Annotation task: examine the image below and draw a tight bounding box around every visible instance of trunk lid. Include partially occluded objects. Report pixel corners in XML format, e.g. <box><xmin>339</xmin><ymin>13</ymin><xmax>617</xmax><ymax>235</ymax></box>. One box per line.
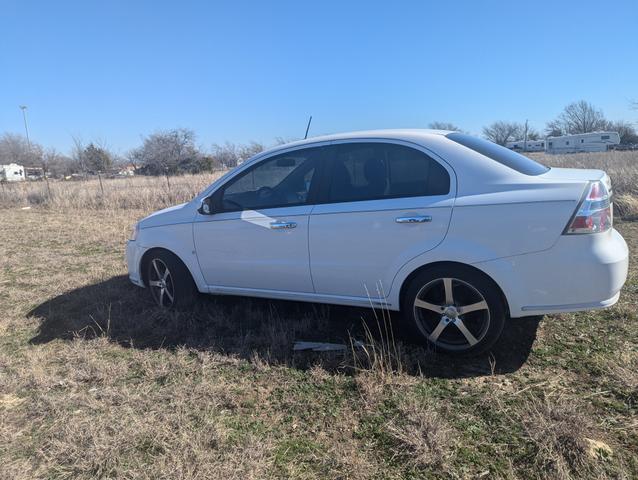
<box><xmin>540</xmin><ymin>167</ymin><xmax>612</xmax><ymax>195</ymax></box>
<box><xmin>540</xmin><ymin>167</ymin><xmax>605</xmax><ymax>182</ymax></box>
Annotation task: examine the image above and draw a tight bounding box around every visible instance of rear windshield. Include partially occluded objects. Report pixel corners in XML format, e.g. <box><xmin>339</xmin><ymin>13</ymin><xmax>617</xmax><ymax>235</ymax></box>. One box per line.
<box><xmin>447</xmin><ymin>133</ymin><xmax>549</xmax><ymax>176</ymax></box>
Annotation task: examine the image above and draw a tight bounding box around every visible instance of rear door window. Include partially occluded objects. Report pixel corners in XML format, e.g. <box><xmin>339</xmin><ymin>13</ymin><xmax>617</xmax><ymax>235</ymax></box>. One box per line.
<box><xmin>324</xmin><ymin>142</ymin><xmax>450</xmax><ymax>203</ymax></box>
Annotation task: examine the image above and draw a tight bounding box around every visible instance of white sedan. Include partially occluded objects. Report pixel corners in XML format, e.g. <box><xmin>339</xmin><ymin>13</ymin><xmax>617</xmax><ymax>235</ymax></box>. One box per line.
<box><xmin>126</xmin><ymin>130</ymin><xmax>628</xmax><ymax>354</ymax></box>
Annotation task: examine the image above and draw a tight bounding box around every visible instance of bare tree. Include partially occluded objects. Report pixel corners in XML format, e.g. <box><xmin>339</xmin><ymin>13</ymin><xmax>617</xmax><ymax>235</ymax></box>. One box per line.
<box><xmin>545</xmin><ymin>121</ymin><xmax>563</xmax><ymax>137</ymax></box>
<box><xmin>42</xmin><ymin>148</ymin><xmax>74</xmax><ymax>177</ymax></box>
<box><xmin>274</xmin><ymin>136</ymin><xmax>299</xmax><ymax>146</ymax></box>
<box><xmin>428</xmin><ymin>121</ymin><xmax>461</xmax><ymax>131</ymax></box>
<box><xmin>238</xmin><ymin>141</ymin><xmax>265</xmax><ymax>162</ymax></box>
<box><xmin>210</xmin><ymin>142</ymin><xmax>240</xmax><ymax>169</ymax></box>
<box><xmin>526</xmin><ymin>127</ymin><xmax>541</xmax><ymax>141</ymax></box>
<box><xmin>482</xmin><ymin>121</ymin><xmax>523</xmax><ymax>145</ymax></box>
<box><xmin>606</xmin><ymin>120</ymin><xmax>638</xmax><ymax>145</ymax></box>
<box><xmin>545</xmin><ymin>100</ymin><xmax>608</xmax><ymax>136</ymax></box>
<box><xmin>209</xmin><ymin>141</ymin><xmax>265</xmax><ymax>169</ymax></box>
<box><xmin>130</xmin><ymin>128</ymin><xmax>205</xmax><ymax>175</ymax></box>
<box><xmin>70</xmin><ymin>135</ymin><xmax>88</xmax><ymax>172</ymax></box>
<box><xmin>0</xmin><ymin>132</ymin><xmax>43</xmax><ymax>166</ymax></box>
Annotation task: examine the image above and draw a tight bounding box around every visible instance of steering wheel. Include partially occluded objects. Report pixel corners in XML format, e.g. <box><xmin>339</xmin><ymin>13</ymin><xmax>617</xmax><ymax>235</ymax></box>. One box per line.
<box><xmin>257</xmin><ymin>186</ymin><xmax>275</xmax><ymax>199</ymax></box>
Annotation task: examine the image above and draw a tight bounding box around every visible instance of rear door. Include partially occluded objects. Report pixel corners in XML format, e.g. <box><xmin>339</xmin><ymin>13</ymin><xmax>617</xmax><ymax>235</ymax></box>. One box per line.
<box><xmin>309</xmin><ymin>141</ymin><xmax>455</xmax><ymax>300</ymax></box>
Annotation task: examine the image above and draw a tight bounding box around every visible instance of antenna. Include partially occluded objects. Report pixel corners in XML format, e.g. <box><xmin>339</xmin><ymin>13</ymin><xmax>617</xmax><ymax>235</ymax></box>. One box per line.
<box><xmin>304</xmin><ymin>115</ymin><xmax>312</xmax><ymax>139</ymax></box>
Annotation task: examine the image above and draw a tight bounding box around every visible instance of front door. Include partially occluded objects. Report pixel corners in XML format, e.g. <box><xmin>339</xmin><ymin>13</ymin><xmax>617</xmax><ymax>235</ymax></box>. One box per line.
<box><xmin>193</xmin><ymin>145</ymin><xmax>326</xmax><ymax>293</ymax></box>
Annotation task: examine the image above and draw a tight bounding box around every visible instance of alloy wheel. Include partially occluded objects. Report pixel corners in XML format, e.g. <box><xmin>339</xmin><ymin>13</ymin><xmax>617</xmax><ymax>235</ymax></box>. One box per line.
<box><xmin>148</xmin><ymin>258</ymin><xmax>175</xmax><ymax>308</ymax></box>
<box><xmin>413</xmin><ymin>277</ymin><xmax>490</xmax><ymax>351</ymax></box>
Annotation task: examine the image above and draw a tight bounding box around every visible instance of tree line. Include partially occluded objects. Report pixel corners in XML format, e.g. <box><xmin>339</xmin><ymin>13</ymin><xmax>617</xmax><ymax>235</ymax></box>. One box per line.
<box><xmin>1</xmin><ymin>100</ymin><xmax>636</xmax><ymax>177</ymax></box>
<box><xmin>0</xmin><ymin>129</ymin><xmax>281</xmax><ymax>178</ymax></box>
<box><xmin>433</xmin><ymin>100</ymin><xmax>637</xmax><ymax>145</ymax></box>
<box><xmin>476</xmin><ymin>100</ymin><xmax>637</xmax><ymax>146</ymax></box>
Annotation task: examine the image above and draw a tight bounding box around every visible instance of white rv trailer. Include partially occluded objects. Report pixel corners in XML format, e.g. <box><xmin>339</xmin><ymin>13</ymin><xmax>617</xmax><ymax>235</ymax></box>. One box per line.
<box><xmin>0</xmin><ymin>163</ymin><xmax>26</xmax><ymax>182</ymax></box>
<box><xmin>546</xmin><ymin>132</ymin><xmax>620</xmax><ymax>154</ymax></box>
<box><xmin>505</xmin><ymin>139</ymin><xmax>546</xmax><ymax>152</ymax></box>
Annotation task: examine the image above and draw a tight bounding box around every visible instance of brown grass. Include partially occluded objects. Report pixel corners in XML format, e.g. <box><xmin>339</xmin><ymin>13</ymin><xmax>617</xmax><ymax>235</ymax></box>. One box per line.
<box><xmin>1</xmin><ymin>150</ymin><xmax>637</xmax><ymax>217</ymax></box>
<box><xmin>529</xmin><ymin>150</ymin><xmax>638</xmax><ymax>217</ymax></box>
<box><xmin>519</xmin><ymin>397</ymin><xmax>597</xmax><ymax>479</ymax></box>
<box><xmin>384</xmin><ymin>397</ymin><xmax>454</xmax><ymax>470</ymax></box>
<box><xmin>0</xmin><ymin>157</ymin><xmax>637</xmax><ymax>478</ymax></box>
<box><xmin>0</xmin><ymin>171</ymin><xmax>226</xmax><ymax>211</ymax></box>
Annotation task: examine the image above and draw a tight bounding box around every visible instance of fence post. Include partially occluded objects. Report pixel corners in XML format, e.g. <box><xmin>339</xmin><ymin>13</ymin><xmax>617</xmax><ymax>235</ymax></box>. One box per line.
<box><xmin>43</xmin><ymin>163</ymin><xmax>52</xmax><ymax>199</ymax></box>
<box><xmin>97</xmin><ymin>171</ymin><xmax>104</xmax><ymax>196</ymax></box>
<box><xmin>165</xmin><ymin>168</ymin><xmax>172</xmax><ymax>201</ymax></box>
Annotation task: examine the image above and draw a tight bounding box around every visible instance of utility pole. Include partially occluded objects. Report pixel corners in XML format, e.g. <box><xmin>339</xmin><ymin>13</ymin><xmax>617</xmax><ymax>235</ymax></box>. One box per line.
<box><xmin>20</xmin><ymin>105</ymin><xmax>51</xmax><ymax>196</ymax></box>
<box><xmin>19</xmin><ymin>105</ymin><xmax>31</xmax><ymax>150</ymax></box>
<box><xmin>523</xmin><ymin>119</ymin><xmax>529</xmax><ymax>152</ymax></box>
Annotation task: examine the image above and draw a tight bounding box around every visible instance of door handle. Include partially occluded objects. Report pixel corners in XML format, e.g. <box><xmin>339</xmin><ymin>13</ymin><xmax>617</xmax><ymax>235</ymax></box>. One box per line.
<box><xmin>395</xmin><ymin>215</ymin><xmax>432</xmax><ymax>224</ymax></box>
<box><xmin>270</xmin><ymin>221</ymin><xmax>297</xmax><ymax>230</ymax></box>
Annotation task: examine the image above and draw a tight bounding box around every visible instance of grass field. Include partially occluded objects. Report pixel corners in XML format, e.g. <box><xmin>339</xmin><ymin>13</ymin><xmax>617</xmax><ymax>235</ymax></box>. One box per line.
<box><xmin>0</xmin><ymin>151</ymin><xmax>637</xmax><ymax>479</ymax></box>
<box><xmin>0</xmin><ymin>150</ymin><xmax>637</xmax><ymax>217</ymax></box>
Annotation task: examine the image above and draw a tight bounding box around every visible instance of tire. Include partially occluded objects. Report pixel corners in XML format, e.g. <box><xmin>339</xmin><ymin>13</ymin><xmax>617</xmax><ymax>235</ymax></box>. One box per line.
<box><xmin>144</xmin><ymin>249</ymin><xmax>198</xmax><ymax>309</ymax></box>
<box><xmin>401</xmin><ymin>264</ymin><xmax>506</xmax><ymax>356</ymax></box>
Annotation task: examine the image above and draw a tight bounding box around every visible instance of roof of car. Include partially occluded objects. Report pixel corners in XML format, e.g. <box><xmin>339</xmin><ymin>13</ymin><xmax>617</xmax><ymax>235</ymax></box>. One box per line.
<box><xmin>262</xmin><ymin>129</ymin><xmax>454</xmax><ymax>156</ymax></box>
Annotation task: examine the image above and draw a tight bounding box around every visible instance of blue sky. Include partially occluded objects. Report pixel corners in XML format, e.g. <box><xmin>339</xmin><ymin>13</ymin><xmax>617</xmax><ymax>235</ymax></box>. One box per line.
<box><xmin>1</xmin><ymin>0</ymin><xmax>637</xmax><ymax>156</ymax></box>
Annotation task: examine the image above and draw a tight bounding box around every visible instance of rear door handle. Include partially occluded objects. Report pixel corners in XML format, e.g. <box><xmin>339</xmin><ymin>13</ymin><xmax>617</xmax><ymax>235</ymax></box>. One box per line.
<box><xmin>395</xmin><ymin>215</ymin><xmax>432</xmax><ymax>224</ymax></box>
<box><xmin>270</xmin><ymin>221</ymin><xmax>297</xmax><ymax>230</ymax></box>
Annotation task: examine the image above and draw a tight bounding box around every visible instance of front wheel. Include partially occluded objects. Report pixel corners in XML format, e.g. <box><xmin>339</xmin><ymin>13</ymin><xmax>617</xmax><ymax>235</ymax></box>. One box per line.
<box><xmin>401</xmin><ymin>265</ymin><xmax>506</xmax><ymax>355</ymax></box>
<box><xmin>144</xmin><ymin>250</ymin><xmax>198</xmax><ymax>309</ymax></box>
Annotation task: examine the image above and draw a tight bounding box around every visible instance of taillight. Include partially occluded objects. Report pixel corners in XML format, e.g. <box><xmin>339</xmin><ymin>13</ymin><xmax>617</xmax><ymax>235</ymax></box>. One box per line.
<box><xmin>564</xmin><ymin>180</ymin><xmax>613</xmax><ymax>234</ymax></box>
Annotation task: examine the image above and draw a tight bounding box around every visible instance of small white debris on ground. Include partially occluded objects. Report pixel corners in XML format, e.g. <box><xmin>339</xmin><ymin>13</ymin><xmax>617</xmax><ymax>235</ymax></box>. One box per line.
<box><xmin>293</xmin><ymin>340</ymin><xmax>364</xmax><ymax>352</ymax></box>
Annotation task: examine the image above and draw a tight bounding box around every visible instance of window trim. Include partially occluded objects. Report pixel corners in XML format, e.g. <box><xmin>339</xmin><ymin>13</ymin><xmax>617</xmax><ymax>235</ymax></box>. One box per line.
<box><xmin>314</xmin><ymin>140</ymin><xmax>453</xmax><ymax>206</ymax></box>
<box><xmin>212</xmin><ymin>146</ymin><xmax>329</xmax><ymax>213</ymax></box>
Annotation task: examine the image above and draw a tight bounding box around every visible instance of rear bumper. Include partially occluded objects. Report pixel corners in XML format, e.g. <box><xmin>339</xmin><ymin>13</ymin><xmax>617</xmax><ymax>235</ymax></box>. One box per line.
<box><xmin>126</xmin><ymin>240</ymin><xmax>145</xmax><ymax>287</ymax></box>
<box><xmin>519</xmin><ymin>291</ymin><xmax>621</xmax><ymax>314</ymax></box>
<box><xmin>477</xmin><ymin>228</ymin><xmax>629</xmax><ymax>317</ymax></box>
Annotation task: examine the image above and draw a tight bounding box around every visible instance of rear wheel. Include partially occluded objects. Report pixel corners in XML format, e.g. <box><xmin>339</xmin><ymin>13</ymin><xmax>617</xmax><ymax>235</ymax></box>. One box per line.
<box><xmin>144</xmin><ymin>250</ymin><xmax>198</xmax><ymax>309</ymax></box>
<box><xmin>401</xmin><ymin>265</ymin><xmax>506</xmax><ymax>355</ymax></box>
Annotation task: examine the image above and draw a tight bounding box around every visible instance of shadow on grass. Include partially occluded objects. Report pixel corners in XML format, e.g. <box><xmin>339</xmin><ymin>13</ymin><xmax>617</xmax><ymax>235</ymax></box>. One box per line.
<box><xmin>28</xmin><ymin>275</ymin><xmax>541</xmax><ymax>378</ymax></box>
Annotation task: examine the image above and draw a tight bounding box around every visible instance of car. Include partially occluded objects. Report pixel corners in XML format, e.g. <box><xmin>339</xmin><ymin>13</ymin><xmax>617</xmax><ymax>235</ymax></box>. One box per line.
<box><xmin>126</xmin><ymin>129</ymin><xmax>629</xmax><ymax>355</ymax></box>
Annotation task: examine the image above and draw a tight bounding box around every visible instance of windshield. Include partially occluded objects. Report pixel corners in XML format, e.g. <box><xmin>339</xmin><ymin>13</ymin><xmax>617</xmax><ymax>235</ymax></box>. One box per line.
<box><xmin>447</xmin><ymin>133</ymin><xmax>549</xmax><ymax>176</ymax></box>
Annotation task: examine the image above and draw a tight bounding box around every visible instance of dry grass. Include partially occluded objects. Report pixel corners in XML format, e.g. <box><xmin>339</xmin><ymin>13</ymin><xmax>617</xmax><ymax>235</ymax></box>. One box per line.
<box><xmin>0</xmin><ymin>152</ymin><xmax>637</xmax><ymax>478</ymax></box>
<box><xmin>529</xmin><ymin>150</ymin><xmax>638</xmax><ymax>218</ymax></box>
<box><xmin>519</xmin><ymin>397</ymin><xmax>597</xmax><ymax>479</ymax></box>
<box><xmin>383</xmin><ymin>397</ymin><xmax>454</xmax><ymax>470</ymax></box>
<box><xmin>0</xmin><ymin>206</ymin><xmax>636</xmax><ymax>478</ymax></box>
<box><xmin>1</xmin><ymin>150</ymin><xmax>637</xmax><ymax>217</ymax></box>
<box><xmin>0</xmin><ymin>171</ymin><xmax>226</xmax><ymax>211</ymax></box>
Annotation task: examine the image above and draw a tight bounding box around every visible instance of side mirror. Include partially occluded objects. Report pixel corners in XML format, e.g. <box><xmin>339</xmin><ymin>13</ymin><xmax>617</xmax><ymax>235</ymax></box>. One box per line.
<box><xmin>198</xmin><ymin>197</ymin><xmax>214</xmax><ymax>215</ymax></box>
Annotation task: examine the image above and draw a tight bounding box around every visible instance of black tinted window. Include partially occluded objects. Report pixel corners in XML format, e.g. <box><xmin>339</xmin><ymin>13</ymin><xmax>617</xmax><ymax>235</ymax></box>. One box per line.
<box><xmin>327</xmin><ymin>143</ymin><xmax>450</xmax><ymax>203</ymax></box>
<box><xmin>447</xmin><ymin>133</ymin><xmax>549</xmax><ymax>175</ymax></box>
<box><xmin>221</xmin><ymin>148</ymin><xmax>321</xmax><ymax>211</ymax></box>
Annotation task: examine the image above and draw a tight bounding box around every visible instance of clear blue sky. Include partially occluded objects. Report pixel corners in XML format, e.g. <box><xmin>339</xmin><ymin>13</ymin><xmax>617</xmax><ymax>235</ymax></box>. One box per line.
<box><xmin>1</xmin><ymin>0</ymin><xmax>637</xmax><ymax>156</ymax></box>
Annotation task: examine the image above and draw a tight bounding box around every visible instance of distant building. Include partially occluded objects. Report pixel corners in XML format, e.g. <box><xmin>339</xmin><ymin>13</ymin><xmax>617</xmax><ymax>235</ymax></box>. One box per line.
<box><xmin>505</xmin><ymin>139</ymin><xmax>546</xmax><ymax>152</ymax></box>
<box><xmin>0</xmin><ymin>163</ymin><xmax>25</xmax><ymax>182</ymax></box>
<box><xmin>117</xmin><ymin>164</ymin><xmax>136</xmax><ymax>176</ymax></box>
<box><xmin>105</xmin><ymin>164</ymin><xmax>136</xmax><ymax>178</ymax></box>
<box><xmin>25</xmin><ymin>166</ymin><xmax>44</xmax><ymax>180</ymax></box>
<box><xmin>546</xmin><ymin>132</ymin><xmax>620</xmax><ymax>154</ymax></box>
